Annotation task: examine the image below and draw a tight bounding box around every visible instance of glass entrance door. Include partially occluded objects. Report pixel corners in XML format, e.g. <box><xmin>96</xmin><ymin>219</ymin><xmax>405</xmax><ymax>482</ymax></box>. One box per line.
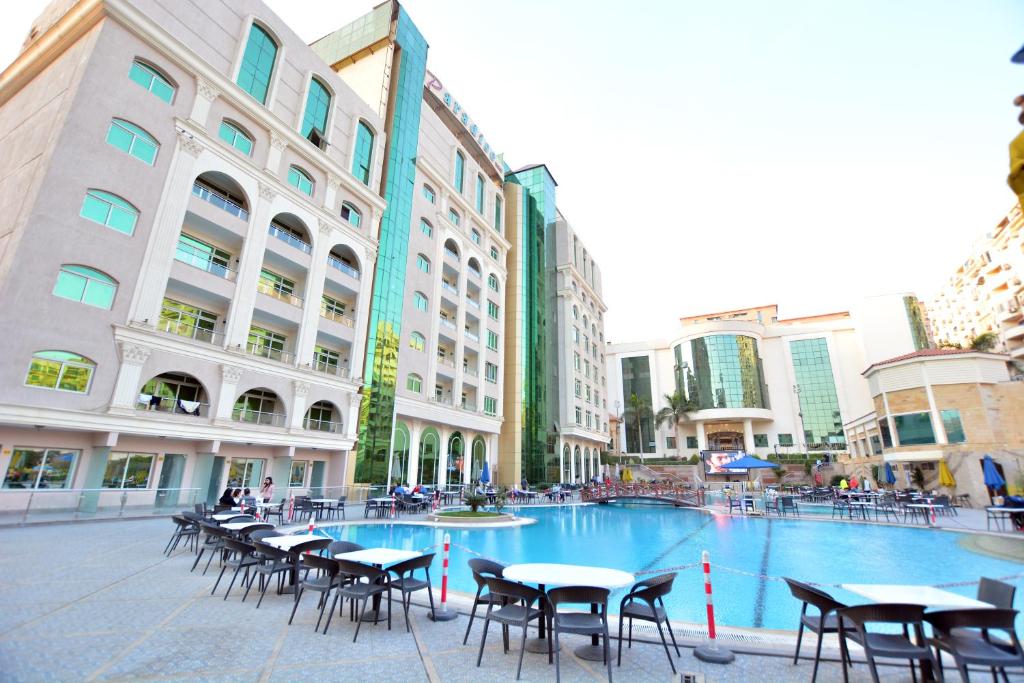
<box><xmin>155</xmin><ymin>454</ymin><xmax>186</xmax><ymax>508</ymax></box>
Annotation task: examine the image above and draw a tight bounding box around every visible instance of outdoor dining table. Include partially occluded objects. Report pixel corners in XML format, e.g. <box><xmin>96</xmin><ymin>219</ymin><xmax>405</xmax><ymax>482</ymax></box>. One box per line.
<box><xmin>847</xmin><ymin>501</ymin><xmax>876</xmax><ymax>520</ymax></box>
<box><xmin>220</xmin><ymin>521</ymin><xmax>266</xmax><ymax>533</ymax></box>
<box><xmin>904</xmin><ymin>503</ymin><xmax>935</xmax><ymax>524</ymax></box>
<box><xmin>335</xmin><ymin>547</ymin><xmax>423</xmax><ymax>622</ymax></box>
<box><xmin>986</xmin><ymin>506</ymin><xmax>1016</xmax><ymax>531</ymax></box>
<box><xmin>262</xmin><ymin>532</ymin><xmax>327</xmax><ymax>593</ymax></box>
<box><xmin>503</xmin><ymin>562</ymin><xmax>635</xmax><ymax>661</ymax></box>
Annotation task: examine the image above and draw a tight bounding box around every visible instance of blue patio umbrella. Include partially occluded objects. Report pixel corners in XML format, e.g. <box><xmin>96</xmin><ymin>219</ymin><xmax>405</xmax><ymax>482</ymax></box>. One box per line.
<box><xmin>883</xmin><ymin>462</ymin><xmax>897</xmax><ymax>485</ymax></box>
<box><xmin>982</xmin><ymin>455</ymin><xmax>1005</xmax><ymax>489</ymax></box>
<box><xmin>480</xmin><ymin>460</ymin><xmax>490</xmax><ymax>485</ymax></box>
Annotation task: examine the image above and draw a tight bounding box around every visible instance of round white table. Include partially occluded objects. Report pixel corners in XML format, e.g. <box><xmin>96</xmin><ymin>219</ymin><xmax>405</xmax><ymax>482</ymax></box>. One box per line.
<box><xmin>503</xmin><ymin>563</ymin><xmax>635</xmax><ymax>660</ymax></box>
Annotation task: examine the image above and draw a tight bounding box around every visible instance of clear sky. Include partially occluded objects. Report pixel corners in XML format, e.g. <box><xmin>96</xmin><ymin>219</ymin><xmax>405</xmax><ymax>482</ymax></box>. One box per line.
<box><xmin>2</xmin><ymin>0</ymin><xmax>1022</xmax><ymax>342</ymax></box>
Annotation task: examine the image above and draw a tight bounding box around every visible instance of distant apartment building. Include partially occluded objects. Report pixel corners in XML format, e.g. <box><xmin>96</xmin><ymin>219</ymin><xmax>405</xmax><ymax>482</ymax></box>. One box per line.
<box><xmin>930</xmin><ymin>204</ymin><xmax>1024</xmax><ymax>362</ymax></box>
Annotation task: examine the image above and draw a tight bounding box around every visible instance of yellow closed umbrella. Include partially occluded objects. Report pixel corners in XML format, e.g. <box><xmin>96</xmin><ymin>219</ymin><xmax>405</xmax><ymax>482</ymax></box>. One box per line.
<box><xmin>939</xmin><ymin>460</ymin><xmax>956</xmax><ymax>489</ymax></box>
<box><xmin>622</xmin><ymin>467</ymin><xmax>633</xmax><ymax>483</ymax></box>
<box><xmin>839</xmin><ymin>479</ymin><xmax>849</xmax><ymax>490</ymax></box>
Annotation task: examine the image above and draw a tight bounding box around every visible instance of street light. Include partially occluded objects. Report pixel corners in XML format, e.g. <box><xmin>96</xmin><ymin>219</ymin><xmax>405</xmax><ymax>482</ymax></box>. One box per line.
<box><xmin>792</xmin><ymin>384</ymin><xmax>806</xmax><ymax>455</ymax></box>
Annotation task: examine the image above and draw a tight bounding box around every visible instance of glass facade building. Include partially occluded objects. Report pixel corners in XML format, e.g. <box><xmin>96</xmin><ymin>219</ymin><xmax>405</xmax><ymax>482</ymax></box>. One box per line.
<box><xmin>620</xmin><ymin>356</ymin><xmax>655</xmax><ymax>453</ymax></box>
<box><xmin>672</xmin><ymin>335</ymin><xmax>769</xmax><ymax>410</ymax></box>
<box><xmin>789</xmin><ymin>337</ymin><xmax>845</xmax><ymax>448</ymax></box>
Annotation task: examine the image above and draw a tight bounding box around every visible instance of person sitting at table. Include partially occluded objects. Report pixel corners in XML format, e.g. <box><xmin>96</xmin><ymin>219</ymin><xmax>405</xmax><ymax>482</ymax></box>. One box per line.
<box><xmin>412</xmin><ymin>483</ymin><xmax>423</xmax><ymax>494</ymax></box>
<box><xmin>394</xmin><ymin>482</ymin><xmax>407</xmax><ymax>496</ymax></box>
<box><xmin>240</xmin><ymin>488</ymin><xmax>257</xmax><ymax>506</ymax></box>
<box><xmin>259</xmin><ymin>476</ymin><xmax>274</xmax><ymax>503</ymax></box>
<box><xmin>218</xmin><ymin>487</ymin><xmax>235</xmax><ymax>507</ymax></box>
<box><xmin>231</xmin><ymin>488</ymin><xmax>242</xmax><ymax>504</ymax></box>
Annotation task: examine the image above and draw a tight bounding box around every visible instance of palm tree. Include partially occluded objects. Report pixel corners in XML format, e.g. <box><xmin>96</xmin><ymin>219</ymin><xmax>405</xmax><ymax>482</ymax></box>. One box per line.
<box><xmin>655</xmin><ymin>391</ymin><xmax>690</xmax><ymax>455</ymax></box>
<box><xmin>970</xmin><ymin>331</ymin><xmax>999</xmax><ymax>351</ymax></box>
<box><xmin>623</xmin><ymin>392</ymin><xmax>652</xmax><ymax>460</ymax></box>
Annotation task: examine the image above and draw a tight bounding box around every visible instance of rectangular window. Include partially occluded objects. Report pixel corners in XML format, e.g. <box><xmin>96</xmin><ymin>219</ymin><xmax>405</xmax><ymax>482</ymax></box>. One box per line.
<box><xmin>941</xmin><ymin>409</ymin><xmax>966</xmax><ymax>443</ymax></box>
<box><xmin>227</xmin><ymin>458</ymin><xmax>264</xmax><ymax>488</ymax></box>
<box><xmin>777</xmin><ymin>433</ymin><xmax>794</xmax><ymax>447</ymax></box>
<box><xmin>258</xmin><ymin>269</ymin><xmax>294</xmax><ymax>297</ymax></box>
<box><xmin>573</xmin><ymin>327</ymin><xmax>580</xmax><ymax>343</ymax></box>
<box><xmin>176</xmin><ymin>234</ymin><xmax>232</xmax><ymax>278</ymax></box>
<box><xmin>475</xmin><ymin>175</ymin><xmax>485</xmax><ymax>213</ymax></box>
<box><xmin>494</xmin><ymin>195</ymin><xmax>502</xmax><ymax>231</ymax></box>
<box><xmin>422</xmin><ymin>185</ymin><xmax>435</xmax><ymax>203</ymax></box>
<box><xmin>3</xmin><ymin>447</ymin><xmax>79</xmax><ymax>489</ymax></box>
<box><xmin>575</xmin><ymin>406</ymin><xmax>582</xmax><ymax>424</ymax></box>
<box><xmin>754</xmin><ymin>434</ymin><xmax>769</xmax><ymax>448</ymax></box>
<box><xmin>574</xmin><ymin>353</ymin><xmax>581</xmax><ymax>371</ymax></box>
<box><xmin>585</xmin><ymin>385</ymin><xmax>591</xmax><ymax>402</ymax></box>
<box><xmin>289</xmin><ymin>460</ymin><xmax>308</xmax><ymax>487</ymax></box>
<box><xmin>352</xmin><ymin>122</ymin><xmax>374</xmax><ymax>185</ymax></box>
<box><xmin>413</xmin><ymin>292</ymin><xmax>428</xmax><ymax>311</ymax></box>
<box><xmin>407</xmin><ymin>375</ymin><xmax>422</xmax><ymax>392</ymax></box>
<box><xmin>490</xmin><ymin>246</ymin><xmax>499</xmax><ymax>260</ymax></box>
<box><xmin>248</xmin><ymin>326</ymin><xmax>286</xmax><ymax>354</ymax></box>
<box><xmin>80</xmin><ymin>190</ymin><xmax>138</xmax><ymax>235</ymax></box>
<box><xmin>320</xmin><ymin>294</ymin><xmax>347</xmax><ymax>321</ymax></box>
<box><xmin>574</xmin><ymin>379</ymin><xmax>581</xmax><ymax>397</ymax></box>
<box><xmin>666</xmin><ymin>437</ymin><xmax>677</xmax><ymax>449</ymax></box>
<box><xmin>586</xmin><ymin>411</ymin><xmax>592</xmax><ymax>428</ymax></box>
<box><xmin>471</xmin><ymin>229</ymin><xmax>481</xmax><ymax>245</ymax></box>
<box><xmin>454</xmin><ymin>151</ymin><xmax>465</xmax><ymax>193</ymax></box>
<box><xmin>417</xmin><ymin>255</ymin><xmax>430</xmax><ymax>273</ymax></box>
<box><xmin>485</xmin><ymin>362</ymin><xmax>498</xmax><ymax>383</ymax></box>
<box><xmin>893</xmin><ymin>412</ymin><xmax>936</xmax><ymax>446</ymax></box>
<box><xmin>484</xmin><ymin>396</ymin><xmax>497</xmax><ymax>415</ymax></box>
<box><xmin>487</xmin><ymin>300</ymin><xmax>499</xmax><ymax>320</ymax></box>
<box><xmin>160</xmin><ymin>298</ymin><xmax>217</xmax><ymax>341</ymax></box>
<box><xmin>236</xmin><ymin>24</ymin><xmax>277</xmax><ymax>104</ymax></box>
<box><xmin>487</xmin><ymin>330</ymin><xmax>498</xmax><ymax>350</ymax></box>
<box><xmin>420</xmin><ymin>219</ymin><xmax>432</xmax><ymax>237</ymax></box>
<box><xmin>448</xmin><ymin>208</ymin><xmax>460</xmax><ymax>226</ymax></box>
<box><xmin>102</xmin><ymin>451</ymin><xmax>155</xmax><ymax>488</ymax></box>
<box><xmin>870</xmin><ymin>435</ymin><xmax>883</xmax><ymax>455</ymax></box>
<box><xmin>313</xmin><ymin>346</ymin><xmax>339</xmax><ymax>371</ymax></box>
<box><xmin>686</xmin><ymin>436</ymin><xmax>698</xmax><ymax>449</ymax></box>
<box><xmin>878</xmin><ymin>419</ymin><xmax>894</xmax><ymax>448</ymax></box>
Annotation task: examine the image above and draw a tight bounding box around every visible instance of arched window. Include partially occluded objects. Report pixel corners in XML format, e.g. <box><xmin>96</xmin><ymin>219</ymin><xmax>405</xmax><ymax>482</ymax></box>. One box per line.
<box><xmin>454</xmin><ymin>151</ymin><xmax>465</xmax><ymax>193</ymax></box>
<box><xmin>413</xmin><ymin>291</ymin><xmax>428</xmax><ymax>311</ymax></box>
<box><xmin>218</xmin><ymin>120</ymin><xmax>253</xmax><ymax>156</ymax></box>
<box><xmin>409</xmin><ymin>332</ymin><xmax>425</xmax><ymax>351</ymax></box>
<box><xmin>301</xmin><ymin>77</ymin><xmax>331</xmax><ymax>146</ymax></box>
<box><xmin>128</xmin><ymin>60</ymin><xmax>175</xmax><ymax>103</ymax></box>
<box><xmin>494</xmin><ymin>195</ymin><xmax>503</xmax><ymax>232</ymax></box>
<box><xmin>352</xmin><ymin>121</ymin><xmax>374</xmax><ymax>185</ymax></box>
<box><xmin>236</xmin><ymin>23</ymin><xmax>278</xmax><ymax>104</ymax></box>
<box><xmin>406</xmin><ymin>373</ymin><xmax>423</xmax><ymax>393</ymax></box>
<box><xmin>304</xmin><ymin>400</ymin><xmax>338</xmax><ymax>432</ymax></box>
<box><xmin>420</xmin><ymin>219</ymin><xmax>433</xmax><ymax>238</ymax></box>
<box><xmin>287</xmin><ymin>166</ymin><xmax>314</xmax><ymax>196</ymax></box>
<box><xmin>488</xmin><ymin>273</ymin><xmax>499</xmax><ymax>292</ymax></box>
<box><xmin>416</xmin><ymin>254</ymin><xmax>430</xmax><ymax>273</ymax></box>
<box><xmin>448</xmin><ymin>208</ymin><xmax>460</xmax><ymax>226</ymax></box>
<box><xmin>25</xmin><ymin>351</ymin><xmax>95</xmax><ymax>393</ymax></box>
<box><xmin>572</xmin><ymin>305</ymin><xmax>579</xmax><ymax>320</ymax></box>
<box><xmin>422</xmin><ymin>184</ymin><xmax>435</xmax><ymax>204</ymax></box>
<box><xmin>490</xmin><ymin>246</ymin><xmax>499</xmax><ymax>260</ymax></box>
<box><xmin>340</xmin><ymin>202</ymin><xmax>361</xmax><ymax>228</ymax></box>
<box><xmin>475</xmin><ymin>174</ymin><xmax>485</xmax><ymax>212</ymax></box>
<box><xmin>80</xmin><ymin>190</ymin><xmax>138</xmax><ymax>235</ymax></box>
<box><xmin>470</xmin><ymin>228</ymin><xmax>481</xmax><ymax>245</ymax></box>
<box><xmin>106</xmin><ymin>119</ymin><xmax>158</xmax><ymax>164</ymax></box>
<box><xmin>419</xmin><ymin>428</ymin><xmax>440</xmax><ymax>485</ymax></box>
<box><xmin>53</xmin><ymin>265</ymin><xmax>117</xmax><ymax>309</ymax></box>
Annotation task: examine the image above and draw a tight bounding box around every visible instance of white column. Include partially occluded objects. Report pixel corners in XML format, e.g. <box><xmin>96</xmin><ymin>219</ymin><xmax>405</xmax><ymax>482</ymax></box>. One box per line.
<box><xmin>129</xmin><ymin>130</ymin><xmax>203</xmax><ymax>326</ymax></box>
<box><xmin>224</xmin><ymin>183</ymin><xmax>277</xmax><ymax>350</ymax></box>
<box><xmin>436</xmin><ymin>428</ymin><xmax>448</xmax><ymax>489</ymax></box>
<box><xmin>569</xmin><ymin>444</ymin><xmax>576</xmax><ymax>483</ymax></box>
<box><xmin>108</xmin><ymin>343</ymin><xmax>153</xmax><ymax>413</ymax></box>
<box><xmin>265</xmin><ymin>133</ymin><xmax>286</xmax><ymax>177</ymax></box>
<box><xmin>923</xmin><ymin>381</ymin><xmax>948</xmax><ymax>445</ymax></box>
<box><xmin>558</xmin><ymin>440</ymin><xmax>565</xmax><ymax>484</ymax></box>
<box><xmin>324</xmin><ymin>175</ymin><xmax>341</xmax><ymax>213</ymax></box>
<box><xmin>188</xmin><ymin>77</ymin><xmax>220</xmax><ymax>127</ymax></box>
<box><xmin>289</xmin><ymin>380</ymin><xmax>310</xmax><ymax>430</ymax></box>
<box><xmin>462</xmin><ymin>432</ymin><xmax>473</xmax><ymax>484</ymax></box>
<box><xmin>294</xmin><ymin>221</ymin><xmax>332</xmax><ymax>367</ymax></box>
<box><xmin>880</xmin><ymin>391</ymin><xmax>899</xmax><ymax>447</ymax></box>
<box><xmin>453</xmin><ymin>269</ymin><xmax>467</xmax><ymax>410</ymax></box>
<box><xmin>407</xmin><ymin>422</ymin><xmax>422</xmax><ymax>487</ymax></box>
<box><xmin>743</xmin><ymin>419</ymin><xmax>755</xmax><ymax>453</ymax></box>
<box><xmin>696</xmin><ymin>421</ymin><xmax>707</xmax><ymax>451</ymax></box>
<box><xmin>214</xmin><ymin>365</ymin><xmax>244</xmax><ymax>423</ymax></box>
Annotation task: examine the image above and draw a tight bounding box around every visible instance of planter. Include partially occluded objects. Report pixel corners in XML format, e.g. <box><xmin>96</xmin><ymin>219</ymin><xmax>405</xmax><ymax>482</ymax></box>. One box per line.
<box><xmin>427</xmin><ymin>511</ymin><xmax>517</xmax><ymax>524</ymax></box>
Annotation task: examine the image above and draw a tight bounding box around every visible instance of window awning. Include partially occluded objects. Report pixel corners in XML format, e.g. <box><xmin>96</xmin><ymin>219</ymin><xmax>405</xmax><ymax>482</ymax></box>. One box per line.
<box><xmin>882</xmin><ymin>450</ymin><xmax>944</xmax><ymax>463</ymax></box>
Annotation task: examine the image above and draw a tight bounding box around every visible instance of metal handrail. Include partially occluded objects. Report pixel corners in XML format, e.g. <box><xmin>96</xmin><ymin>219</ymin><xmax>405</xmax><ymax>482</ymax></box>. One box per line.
<box><xmin>327</xmin><ymin>255</ymin><xmax>360</xmax><ymax>279</ymax></box>
<box><xmin>464</xmin><ymin>329</ymin><xmax>479</xmax><ymax>342</ymax></box>
<box><xmin>156</xmin><ymin>317</ymin><xmax>223</xmax><ymax>345</ymax></box>
<box><xmin>256</xmin><ymin>279</ymin><xmax>303</xmax><ymax>307</ymax></box>
<box><xmin>245</xmin><ymin>342</ymin><xmax>295</xmax><ymax>364</ymax></box>
<box><xmin>439</xmin><ymin>317</ymin><xmax>456</xmax><ymax>329</ymax></box>
<box><xmin>320</xmin><ymin>307</ymin><xmax>355</xmax><ymax>327</ymax></box>
<box><xmin>437</xmin><ymin>356</ymin><xmax>455</xmax><ymax>368</ymax></box>
<box><xmin>0</xmin><ymin>487</ymin><xmax>204</xmax><ymax>524</ymax></box>
<box><xmin>310</xmin><ymin>360</ymin><xmax>349</xmax><ymax>378</ymax></box>
<box><xmin>303</xmin><ymin>417</ymin><xmax>341</xmax><ymax>433</ymax></box>
<box><xmin>268</xmin><ymin>224</ymin><xmax>312</xmax><ymax>254</ymax></box>
<box><xmin>135</xmin><ymin>400</ymin><xmax>209</xmax><ymax>417</ymax></box>
<box><xmin>174</xmin><ymin>242</ymin><xmax>236</xmax><ymax>280</ymax></box>
<box><xmin>231</xmin><ymin>407</ymin><xmax>287</xmax><ymax>427</ymax></box>
<box><xmin>192</xmin><ymin>182</ymin><xmax>249</xmax><ymax>220</ymax></box>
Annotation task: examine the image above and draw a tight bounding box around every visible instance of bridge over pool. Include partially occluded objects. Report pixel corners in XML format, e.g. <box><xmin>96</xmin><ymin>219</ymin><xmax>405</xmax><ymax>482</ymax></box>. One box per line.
<box><xmin>580</xmin><ymin>484</ymin><xmax>705</xmax><ymax>508</ymax></box>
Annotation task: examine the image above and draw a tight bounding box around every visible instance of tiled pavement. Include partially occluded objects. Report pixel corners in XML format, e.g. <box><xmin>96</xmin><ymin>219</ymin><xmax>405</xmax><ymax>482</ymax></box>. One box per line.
<box><xmin>0</xmin><ymin>518</ymin><xmax>1020</xmax><ymax>682</ymax></box>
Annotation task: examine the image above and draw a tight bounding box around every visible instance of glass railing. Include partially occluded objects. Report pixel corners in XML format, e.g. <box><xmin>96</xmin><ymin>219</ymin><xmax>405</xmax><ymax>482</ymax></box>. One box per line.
<box><xmin>0</xmin><ymin>487</ymin><xmax>203</xmax><ymax>524</ymax></box>
<box><xmin>157</xmin><ymin>316</ymin><xmax>223</xmax><ymax>345</ymax></box>
<box><xmin>135</xmin><ymin>398</ymin><xmax>209</xmax><ymax>416</ymax></box>
<box><xmin>192</xmin><ymin>182</ymin><xmax>248</xmax><ymax>220</ymax></box>
<box><xmin>462</xmin><ymin>400</ymin><xmax>476</xmax><ymax>411</ymax></box>
<box><xmin>245</xmin><ymin>342</ymin><xmax>295</xmax><ymax>364</ymax></box>
<box><xmin>441</xmin><ymin>281</ymin><xmax>459</xmax><ymax>295</ymax></box>
<box><xmin>437</xmin><ymin>356</ymin><xmax>455</xmax><ymax>368</ymax></box>
<box><xmin>439</xmin><ymin>317</ymin><xmax>456</xmax><ymax>329</ymax></box>
<box><xmin>174</xmin><ymin>242</ymin><xmax>235</xmax><ymax>280</ymax></box>
<box><xmin>231</xmin><ymin>407</ymin><xmax>287</xmax><ymax>427</ymax></box>
<box><xmin>311</xmin><ymin>360</ymin><xmax>349</xmax><ymax>377</ymax></box>
<box><xmin>444</xmin><ymin>247</ymin><xmax>459</xmax><ymax>261</ymax></box>
<box><xmin>327</xmin><ymin>255</ymin><xmax>360</xmax><ymax>279</ymax></box>
<box><xmin>320</xmin><ymin>307</ymin><xmax>355</xmax><ymax>327</ymax></box>
<box><xmin>467</xmin><ymin>298</ymin><xmax>480</xmax><ymax>309</ymax></box>
<box><xmin>465</xmin><ymin>329</ymin><xmax>479</xmax><ymax>342</ymax></box>
<box><xmin>303</xmin><ymin>417</ymin><xmax>340</xmax><ymax>433</ymax></box>
<box><xmin>431</xmin><ymin>395</ymin><xmax>453</xmax><ymax>406</ymax></box>
<box><xmin>268</xmin><ymin>224</ymin><xmax>312</xmax><ymax>254</ymax></box>
<box><xmin>464</xmin><ymin>366</ymin><xmax>478</xmax><ymax>377</ymax></box>
<box><xmin>469</xmin><ymin>268</ymin><xmax>481</xmax><ymax>279</ymax></box>
<box><xmin>256</xmin><ymin>279</ymin><xmax>303</xmax><ymax>307</ymax></box>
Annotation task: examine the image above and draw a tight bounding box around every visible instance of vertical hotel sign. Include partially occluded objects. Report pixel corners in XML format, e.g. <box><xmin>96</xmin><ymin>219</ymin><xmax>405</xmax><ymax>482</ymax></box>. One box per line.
<box><xmin>424</xmin><ymin>70</ymin><xmax>503</xmax><ymax>174</ymax></box>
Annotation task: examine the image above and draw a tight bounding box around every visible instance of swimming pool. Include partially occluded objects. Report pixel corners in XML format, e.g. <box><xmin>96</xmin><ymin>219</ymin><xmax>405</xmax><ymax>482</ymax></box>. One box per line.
<box><xmin>319</xmin><ymin>504</ymin><xmax>1023</xmax><ymax>630</ymax></box>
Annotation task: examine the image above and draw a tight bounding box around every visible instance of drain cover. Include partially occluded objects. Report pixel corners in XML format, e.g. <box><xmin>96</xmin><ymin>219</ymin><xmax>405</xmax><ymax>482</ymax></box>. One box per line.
<box><xmin>679</xmin><ymin>673</ymin><xmax>706</xmax><ymax>683</ymax></box>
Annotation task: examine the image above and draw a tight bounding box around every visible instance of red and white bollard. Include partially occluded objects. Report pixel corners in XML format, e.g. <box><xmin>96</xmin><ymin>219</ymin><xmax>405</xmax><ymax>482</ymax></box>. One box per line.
<box><xmin>694</xmin><ymin>550</ymin><xmax>735</xmax><ymax>663</ymax></box>
<box><xmin>308</xmin><ymin>515</ymin><xmax>315</xmax><ymax>534</ymax></box>
<box><xmin>391</xmin><ymin>493</ymin><xmax>397</xmax><ymax>519</ymax></box>
<box><xmin>429</xmin><ymin>532</ymin><xmax>458</xmax><ymax>621</ymax></box>
<box><xmin>287</xmin><ymin>496</ymin><xmax>294</xmax><ymax>523</ymax></box>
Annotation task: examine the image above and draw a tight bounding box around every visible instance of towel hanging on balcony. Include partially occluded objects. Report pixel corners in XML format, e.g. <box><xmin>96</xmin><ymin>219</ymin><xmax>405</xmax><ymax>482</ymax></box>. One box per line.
<box><xmin>177</xmin><ymin>399</ymin><xmax>201</xmax><ymax>416</ymax></box>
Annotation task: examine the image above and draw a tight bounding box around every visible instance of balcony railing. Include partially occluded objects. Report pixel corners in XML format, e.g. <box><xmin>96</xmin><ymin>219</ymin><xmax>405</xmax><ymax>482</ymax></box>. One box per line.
<box><xmin>437</xmin><ymin>356</ymin><xmax>455</xmax><ymax>368</ymax></box>
<box><xmin>303</xmin><ymin>417</ymin><xmax>341</xmax><ymax>433</ymax></box>
<box><xmin>444</xmin><ymin>247</ymin><xmax>459</xmax><ymax>261</ymax></box>
<box><xmin>465</xmin><ymin>329</ymin><xmax>479</xmax><ymax>342</ymax></box>
<box><xmin>468</xmin><ymin>268</ymin><xmax>481</xmax><ymax>279</ymax></box>
<box><xmin>464</xmin><ymin>366</ymin><xmax>478</xmax><ymax>377</ymax></box>
<box><xmin>441</xmin><ymin>281</ymin><xmax>459</xmax><ymax>295</ymax></box>
<box><xmin>245</xmin><ymin>342</ymin><xmax>295</xmax><ymax>364</ymax></box>
<box><xmin>257</xmin><ymin>280</ymin><xmax>303</xmax><ymax>307</ymax></box>
<box><xmin>311</xmin><ymin>360</ymin><xmax>349</xmax><ymax>378</ymax></box>
<box><xmin>327</xmin><ymin>255</ymin><xmax>360</xmax><ymax>279</ymax></box>
<box><xmin>467</xmin><ymin>298</ymin><xmax>480</xmax><ymax>309</ymax></box>
<box><xmin>174</xmin><ymin>242</ymin><xmax>236</xmax><ymax>280</ymax></box>
<box><xmin>439</xmin><ymin>317</ymin><xmax>456</xmax><ymax>330</ymax></box>
<box><xmin>135</xmin><ymin>398</ymin><xmax>209</xmax><ymax>417</ymax></box>
<box><xmin>231</xmin><ymin>408</ymin><xmax>287</xmax><ymax>427</ymax></box>
<box><xmin>157</xmin><ymin>317</ymin><xmax>223</xmax><ymax>345</ymax></box>
<box><xmin>268</xmin><ymin>224</ymin><xmax>312</xmax><ymax>254</ymax></box>
<box><xmin>320</xmin><ymin>307</ymin><xmax>355</xmax><ymax>327</ymax></box>
<box><xmin>461</xmin><ymin>400</ymin><xmax>477</xmax><ymax>411</ymax></box>
<box><xmin>192</xmin><ymin>182</ymin><xmax>249</xmax><ymax>220</ymax></box>
<box><xmin>430</xmin><ymin>395</ymin><xmax>453</xmax><ymax>406</ymax></box>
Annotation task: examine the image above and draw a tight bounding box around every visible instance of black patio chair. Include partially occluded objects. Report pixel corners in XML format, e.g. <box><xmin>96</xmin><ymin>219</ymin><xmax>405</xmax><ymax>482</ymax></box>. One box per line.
<box><xmin>837</xmin><ymin>603</ymin><xmax>938</xmax><ymax>683</ymax></box>
<box><xmin>463</xmin><ymin>558</ymin><xmax>507</xmax><ymax>644</ymax></box>
<box><xmin>288</xmin><ymin>552</ymin><xmax>343</xmax><ymax>633</ymax></box>
<box><xmin>617</xmin><ymin>572</ymin><xmax>680</xmax><ymax>674</ymax></box>
<box><xmin>388</xmin><ymin>553</ymin><xmax>437</xmax><ymax>631</ymax></box>
<box><xmin>978</xmin><ymin>577</ymin><xmax>1017</xmax><ymax>609</ymax></box>
<box><xmin>244</xmin><ymin>538</ymin><xmax>291</xmax><ymax>608</ymax></box>
<box><xmin>549</xmin><ymin>586</ymin><xmax>613</xmax><ymax>683</ymax></box>
<box><xmin>164</xmin><ymin>515</ymin><xmax>199</xmax><ymax>555</ymax></box>
<box><xmin>780</xmin><ymin>496</ymin><xmax>799</xmax><ymax>517</ymax></box>
<box><xmin>237</xmin><ymin>523</ymin><xmax>274</xmax><ymax>538</ymax></box>
<box><xmin>326</xmin><ymin>495</ymin><xmax>347</xmax><ymax>520</ymax></box>
<box><xmin>832</xmin><ymin>499</ymin><xmax>853</xmax><ymax>520</ymax></box>
<box><xmin>329</xmin><ymin>559</ymin><xmax>393</xmax><ymax>642</ymax></box>
<box><xmin>213</xmin><ymin>538</ymin><xmax>258</xmax><ymax>600</ymax></box>
<box><xmin>327</xmin><ymin>540</ymin><xmax>364</xmax><ymax>557</ymax></box>
<box><xmin>926</xmin><ymin>608</ymin><xmax>1023</xmax><ymax>682</ymax></box>
<box><xmin>783</xmin><ymin>577</ymin><xmax>851</xmax><ymax>683</ymax></box>
<box><xmin>262</xmin><ymin>499</ymin><xmax>285</xmax><ymax>525</ymax></box>
<box><xmin>192</xmin><ymin>523</ymin><xmax>228</xmax><ymax>574</ymax></box>
<box><xmin>475</xmin><ymin>576</ymin><xmax>551</xmax><ymax>680</ymax></box>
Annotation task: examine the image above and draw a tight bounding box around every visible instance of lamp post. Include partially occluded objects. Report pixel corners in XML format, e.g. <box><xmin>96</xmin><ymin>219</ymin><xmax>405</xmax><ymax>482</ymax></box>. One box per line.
<box><xmin>792</xmin><ymin>383</ymin><xmax>806</xmax><ymax>455</ymax></box>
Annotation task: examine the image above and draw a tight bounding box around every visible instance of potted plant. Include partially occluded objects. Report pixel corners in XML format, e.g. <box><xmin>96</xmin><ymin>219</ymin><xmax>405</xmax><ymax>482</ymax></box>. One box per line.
<box><xmin>464</xmin><ymin>493</ymin><xmax>486</xmax><ymax>513</ymax></box>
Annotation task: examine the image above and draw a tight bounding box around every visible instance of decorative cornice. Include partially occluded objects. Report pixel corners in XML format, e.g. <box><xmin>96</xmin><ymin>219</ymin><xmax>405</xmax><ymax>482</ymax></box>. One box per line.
<box><xmin>327</xmin><ymin>174</ymin><xmax>344</xmax><ymax>191</ymax></box>
<box><xmin>120</xmin><ymin>343</ymin><xmax>152</xmax><ymax>365</ymax></box>
<box><xmin>270</xmin><ymin>133</ymin><xmax>288</xmax><ymax>152</ymax></box>
<box><xmin>258</xmin><ymin>182</ymin><xmax>277</xmax><ymax>201</ymax></box>
<box><xmin>176</xmin><ymin>128</ymin><xmax>204</xmax><ymax>157</ymax></box>
<box><xmin>195</xmin><ymin>76</ymin><xmax>220</xmax><ymax>102</ymax></box>
<box><xmin>293</xmin><ymin>380</ymin><xmax>311</xmax><ymax>396</ymax></box>
<box><xmin>318</xmin><ymin>218</ymin><xmax>334</xmax><ymax>235</ymax></box>
<box><xmin>221</xmin><ymin>365</ymin><xmax>244</xmax><ymax>383</ymax></box>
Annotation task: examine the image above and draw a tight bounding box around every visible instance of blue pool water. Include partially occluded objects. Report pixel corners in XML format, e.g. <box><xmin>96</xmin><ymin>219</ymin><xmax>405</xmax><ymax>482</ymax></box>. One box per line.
<box><xmin>320</xmin><ymin>504</ymin><xmax>1023</xmax><ymax>630</ymax></box>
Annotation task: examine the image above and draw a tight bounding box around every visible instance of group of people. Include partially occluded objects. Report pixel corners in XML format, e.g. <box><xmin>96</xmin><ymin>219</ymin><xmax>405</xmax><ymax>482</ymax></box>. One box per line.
<box><xmin>217</xmin><ymin>476</ymin><xmax>275</xmax><ymax>507</ymax></box>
